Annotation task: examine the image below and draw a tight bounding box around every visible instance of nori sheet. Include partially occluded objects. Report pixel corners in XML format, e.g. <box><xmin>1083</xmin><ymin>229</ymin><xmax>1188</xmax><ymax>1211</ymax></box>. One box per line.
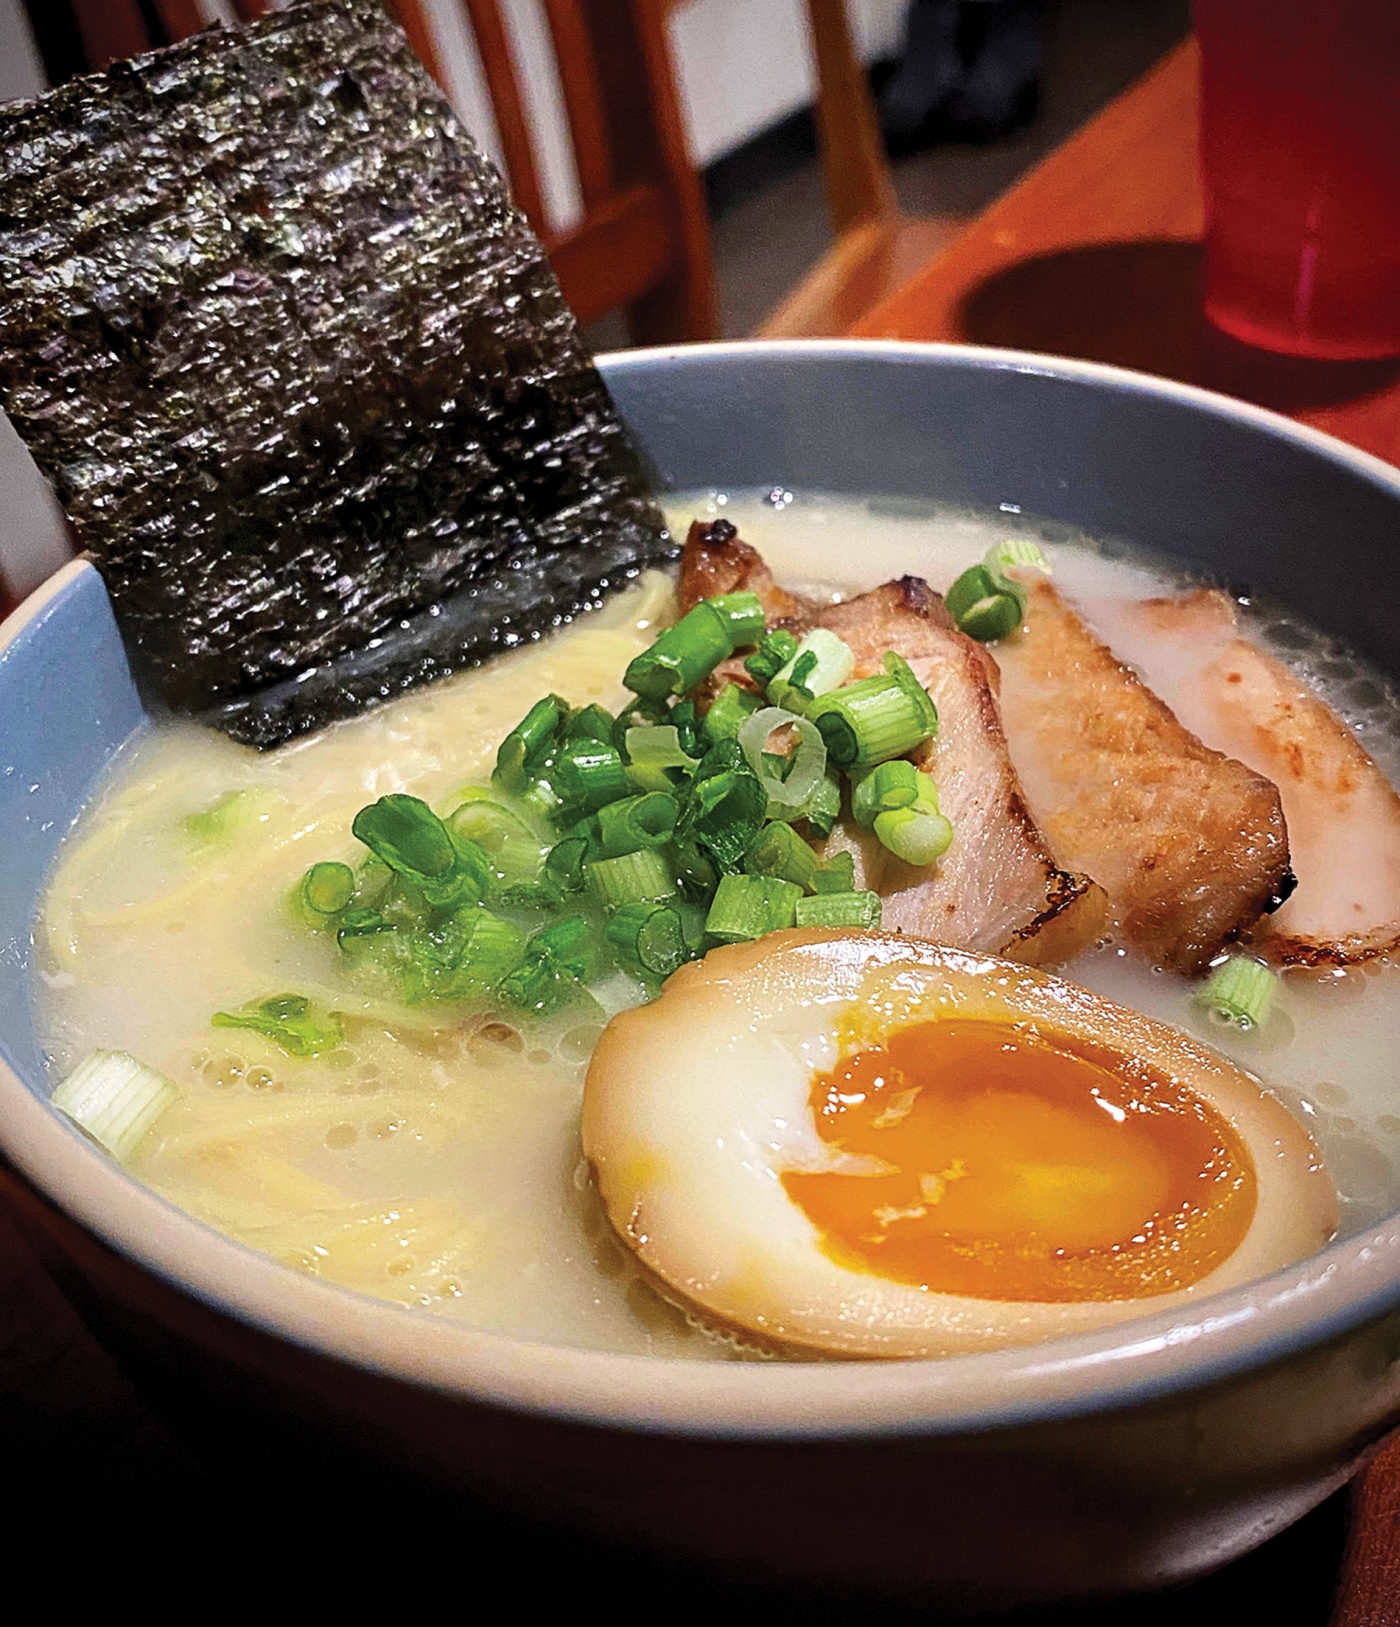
<box><xmin>0</xmin><ymin>1</ymin><xmax>672</xmax><ymax>746</ymax></box>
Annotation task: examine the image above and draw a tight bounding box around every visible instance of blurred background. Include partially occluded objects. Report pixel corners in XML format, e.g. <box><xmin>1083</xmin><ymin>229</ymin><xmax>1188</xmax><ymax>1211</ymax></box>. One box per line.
<box><xmin>0</xmin><ymin>0</ymin><xmax>1189</xmax><ymax>600</ymax></box>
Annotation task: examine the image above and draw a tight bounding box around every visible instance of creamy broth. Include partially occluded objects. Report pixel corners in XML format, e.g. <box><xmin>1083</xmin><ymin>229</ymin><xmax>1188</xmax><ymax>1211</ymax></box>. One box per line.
<box><xmin>35</xmin><ymin>494</ymin><xmax>1400</xmax><ymax>1354</ymax></box>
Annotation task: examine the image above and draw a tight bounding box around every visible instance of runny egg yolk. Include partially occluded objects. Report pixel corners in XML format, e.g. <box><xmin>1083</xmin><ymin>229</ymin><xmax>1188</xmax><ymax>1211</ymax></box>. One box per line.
<box><xmin>782</xmin><ymin>1019</ymin><xmax>1256</xmax><ymax>1303</ymax></box>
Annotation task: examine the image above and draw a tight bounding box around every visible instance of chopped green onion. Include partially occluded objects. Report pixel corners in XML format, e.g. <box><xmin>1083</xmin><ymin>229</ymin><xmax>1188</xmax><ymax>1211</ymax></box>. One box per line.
<box><xmin>679</xmin><ymin>741</ymin><xmax>769</xmax><ymax>866</ymax></box>
<box><xmin>212</xmin><ymin>994</ymin><xmax>343</xmax><ymax>1058</ymax></box>
<box><xmin>705</xmin><ymin>874</ymin><xmax>802</xmax><ymax>943</ymax></box>
<box><xmin>795</xmin><ymin>768</ymin><xmax>843</xmax><ymax>838</ymax></box>
<box><xmin>874</xmin><ymin>805</ymin><xmax>954</xmax><ymax>867</ymax></box>
<box><xmin>745</xmin><ymin>627</ymin><xmax>800</xmax><ymax>687</ymax></box>
<box><xmin>564</xmin><ymin>703</ymin><xmax>616</xmax><ymax>744</ymax></box>
<box><xmin>353</xmin><ymin>793</ymin><xmax>455</xmax><ymax>879</ymax></box>
<box><xmin>551</xmin><ymin>741</ymin><xmax>630</xmax><ymax>815</ymax></box>
<box><xmin>53</xmin><ymin>1050</ymin><xmax>177</xmax><ymax>1163</ymax></box>
<box><xmin>413</xmin><ymin>909</ymin><xmax>527</xmax><ymax>999</ymax></box>
<box><xmin>742</xmin><ymin>820</ymin><xmax>819</xmax><ymax>892</ymax></box>
<box><xmin>813</xmin><ymin>850</ymin><xmax>857</xmax><ymax>893</ymax></box>
<box><xmin>624</xmin><ymin>724</ymin><xmax>698</xmax><ymax>771</ymax></box>
<box><xmin>882</xmin><ymin>652</ymin><xmax>939</xmax><ymax>737</ymax></box>
<box><xmin>544</xmin><ymin>834</ymin><xmax>591</xmax><ymax>893</ymax></box>
<box><xmin>623</xmin><ymin>599</ymin><xmax>736</xmax><ymax>700</ymax></box>
<box><xmin>768</xmin><ymin>628</ymin><xmax>856</xmax><ymax>711</ymax></box>
<box><xmin>708</xmin><ymin>591</ymin><xmax>767</xmax><ymax>646</ymax></box>
<box><xmin>1197</xmin><ymin>956</ymin><xmax>1278</xmax><ymax>1030</ymax></box>
<box><xmin>184</xmin><ymin>787</ymin><xmax>276</xmax><ymax>847</ymax></box>
<box><xmin>494</xmin><ymin>695</ymin><xmax>569</xmax><ymax>792</ymax></box>
<box><xmin>807</xmin><ymin>676</ymin><xmax>936</xmax><ymax>770</ymax></box>
<box><xmin>670</xmin><ymin>699</ymin><xmax>702</xmax><ymax>758</ymax></box>
<box><xmin>946</xmin><ymin>540</ymin><xmax>1050</xmax><ymax>643</ymax></box>
<box><xmin>300</xmin><ymin>860</ymin><xmax>355</xmax><ymax>919</ymax></box>
<box><xmin>606</xmin><ymin>901</ymin><xmax>688</xmax><ymax>980</ymax></box>
<box><xmin>944</xmin><ymin>567</ymin><xmax>1022</xmax><ymax>641</ymax></box>
<box><xmin>528</xmin><ymin>914</ymin><xmax>594</xmax><ymax>978</ymax></box>
<box><xmin>795</xmin><ymin>890</ymin><xmax>882</xmax><ymax>930</ymax></box>
<box><xmin>737</xmin><ymin>706</ymin><xmax>828</xmax><ymax>810</ymax></box>
<box><xmin>518</xmin><ymin>775</ymin><xmax>564</xmax><ymax>823</ymax></box>
<box><xmin>587</xmin><ymin>846</ymin><xmax>677</xmax><ymax>909</ymax></box>
<box><xmin>444</xmin><ymin>795</ymin><xmax>547</xmax><ymax>889</ymax></box>
<box><xmin>985</xmin><ymin>538</ymin><xmax>1052</xmax><ymax>576</ymax></box>
<box><xmin>702</xmin><ymin>682</ymin><xmax>762</xmax><ymax>745</ymax></box>
<box><xmin>336</xmin><ymin>905</ymin><xmax>391</xmax><ymax>947</ymax></box>
<box><xmin>673</xmin><ymin>837</ymin><xmax>722</xmax><ymax>905</ymax></box>
<box><xmin>851</xmin><ymin>758</ymin><xmax>921</xmax><ymax>828</ymax></box>
<box><xmin>499</xmin><ymin>916</ymin><xmax>593</xmax><ymax>1016</ymax></box>
<box><xmin>446</xmin><ymin>909</ymin><xmax>527</xmax><ymax>983</ymax></box>
<box><xmin>597</xmin><ymin>792</ymin><xmax>678</xmax><ymax>857</ymax></box>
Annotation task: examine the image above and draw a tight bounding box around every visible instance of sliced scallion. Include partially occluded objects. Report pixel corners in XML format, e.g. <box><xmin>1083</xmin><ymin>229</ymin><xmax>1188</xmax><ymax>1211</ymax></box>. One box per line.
<box><xmin>702</xmin><ymin>682</ymin><xmax>762</xmax><ymax>746</ymax></box>
<box><xmin>212</xmin><ymin>994</ymin><xmax>344</xmax><ymax>1058</ymax></box>
<box><xmin>552</xmin><ymin>741</ymin><xmax>631</xmax><ymax>815</ymax></box>
<box><xmin>874</xmin><ymin>804</ymin><xmax>954</xmax><ymax>867</ymax></box>
<box><xmin>624</xmin><ymin>724</ymin><xmax>698</xmax><ymax>771</ymax></box>
<box><xmin>708</xmin><ymin>590</ymin><xmax>767</xmax><ymax>646</ymax></box>
<box><xmin>52</xmin><ymin>1050</ymin><xmax>177</xmax><ymax>1163</ymax></box>
<box><xmin>445</xmin><ymin>794</ymin><xmax>547</xmax><ymax>889</ymax></box>
<box><xmin>1197</xmin><ymin>956</ymin><xmax>1278</xmax><ymax>1030</ymax></box>
<box><xmin>300</xmin><ymin>860</ymin><xmax>355</xmax><ymax>919</ymax></box>
<box><xmin>796</xmin><ymin>768</ymin><xmax>843</xmax><ymax>838</ymax></box>
<box><xmin>850</xmin><ymin>758</ymin><xmax>921</xmax><ymax>828</ymax></box>
<box><xmin>606</xmin><ymin>901</ymin><xmax>688</xmax><ymax>980</ymax></box>
<box><xmin>946</xmin><ymin>539</ymin><xmax>1051</xmax><ymax>643</ymax></box>
<box><xmin>768</xmin><ymin>628</ymin><xmax>856</xmax><ymax>712</ymax></box>
<box><xmin>705</xmin><ymin>873</ymin><xmax>802</xmax><ymax>943</ymax></box>
<box><xmin>736</xmin><ymin>706</ymin><xmax>828</xmax><ymax>810</ymax></box>
<box><xmin>807</xmin><ymin>676</ymin><xmax>935</xmax><ymax>771</ymax></box>
<box><xmin>597</xmin><ymin>792</ymin><xmax>679</xmax><ymax>858</ymax></box>
<box><xmin>587</xmin><ymin>846</ymin><xmax>677</xmax><ymax>909</ymax></box>
<box><xmin>494</xmin><ymin>695</ymin><xmax>568</xmax><ymax>792</ymax></box>
<box><xmin>742</xmin><ymin>820</ymin><xmax>819</xmax><ymax>892</ymax></box>
<box><xmin>744</xmin><ymin>627</ymin><xmax>800</xmax><ymax>687</ymax></box>
<box><xmin>795</xmin><ymin>890</ymin><xmax>882</xmax><ymax>929</ymax></box>
<box><xmin>813</xmin><ymin>850</ymin><xmax>857</xmax><ymax>894</ymax></box>
<box><xmin>623</xmin><ymin>599</ymin><xmax>737</xmax><ymax>700</ymax></box>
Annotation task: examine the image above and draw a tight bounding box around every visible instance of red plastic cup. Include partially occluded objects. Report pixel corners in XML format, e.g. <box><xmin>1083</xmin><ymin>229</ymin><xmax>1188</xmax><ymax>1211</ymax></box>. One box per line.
<box><xmin>1195</xmin><ymin>1</ymin><xmax>1400</xmax><ymax>360</ymax></box>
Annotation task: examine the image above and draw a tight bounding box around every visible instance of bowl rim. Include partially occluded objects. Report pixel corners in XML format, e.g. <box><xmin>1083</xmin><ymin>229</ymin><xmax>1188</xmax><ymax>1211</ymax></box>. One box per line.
<box><xmin>6</xmin><ymin>335</ymin><xmax>1400</xmax><ymax>1443</ymax></box>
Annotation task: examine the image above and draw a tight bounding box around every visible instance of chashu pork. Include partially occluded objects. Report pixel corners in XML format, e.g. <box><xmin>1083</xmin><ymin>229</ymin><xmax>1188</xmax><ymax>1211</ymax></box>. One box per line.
<box><xmin>814</xmin><ymin>578</ymin><xmax>1108</xmax><ymax>966</ymax></box>
<box><xmin>1082</xmin><ymin>589</ymin><xmax>1400</xmax><ymax>965</ymax></box>
<box><xmin>675</xmin><ymin>521</ymin><xmax>1107</xmax><ymax>965</ymax></box>
<box><xmin>993</xmin><ymin>579</ymin><xmax>1290</xmax><ymax>973</ymax></box>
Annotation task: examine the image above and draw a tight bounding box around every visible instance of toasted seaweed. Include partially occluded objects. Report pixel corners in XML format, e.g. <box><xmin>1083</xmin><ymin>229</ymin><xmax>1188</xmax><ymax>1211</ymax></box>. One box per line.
<box><xmin>0</xmin><ymin>1</ymin><xmax>672</xmax><ymax>747</ymax></box>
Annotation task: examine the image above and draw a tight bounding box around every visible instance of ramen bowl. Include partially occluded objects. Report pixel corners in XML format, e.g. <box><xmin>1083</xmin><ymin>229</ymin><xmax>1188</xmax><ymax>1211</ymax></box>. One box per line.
<box><xmin>4</xmin><ymin>341</ymin><xmax>1400</xmax><ymax>1609</ymax></box>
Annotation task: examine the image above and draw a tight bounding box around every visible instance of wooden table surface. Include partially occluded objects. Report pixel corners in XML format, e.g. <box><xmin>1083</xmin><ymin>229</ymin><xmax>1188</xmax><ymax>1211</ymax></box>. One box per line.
<box><xmin>3</xmin><ymin>35</ymin><xmax>1397</xmax><ymax>1611</ymax></box>
<box><xmin>856</xmin><ymin>37</ymin><xmax>1400</xmax><ymax>473</ymax></box>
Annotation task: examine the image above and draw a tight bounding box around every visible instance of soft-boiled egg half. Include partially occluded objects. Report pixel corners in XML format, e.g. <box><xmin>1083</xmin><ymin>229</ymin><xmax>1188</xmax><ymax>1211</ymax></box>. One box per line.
<box><xmin>582</xmin><ymin>932</ymin><xmax>1336</xmax><ymax>1358</ymax></box>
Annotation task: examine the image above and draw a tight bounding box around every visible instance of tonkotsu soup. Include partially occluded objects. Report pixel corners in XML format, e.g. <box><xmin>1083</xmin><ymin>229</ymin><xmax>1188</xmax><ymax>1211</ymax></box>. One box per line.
<box><xmin>34</xmin><ymin>493</ymin><xmax>1400</xmax><ymax>1358</ymax></box>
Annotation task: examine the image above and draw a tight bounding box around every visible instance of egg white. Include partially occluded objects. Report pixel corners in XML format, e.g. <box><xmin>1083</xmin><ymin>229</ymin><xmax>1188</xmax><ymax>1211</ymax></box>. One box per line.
<box><xmin>581</xmin><ymin>931</ymin><xmax>1337</xmax><ymax>1359</ymax></box>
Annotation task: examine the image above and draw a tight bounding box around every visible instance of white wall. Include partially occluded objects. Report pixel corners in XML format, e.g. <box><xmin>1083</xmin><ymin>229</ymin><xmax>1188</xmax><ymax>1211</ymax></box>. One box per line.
<box><xmin>0</xmin><ymin>0</ymin><xmax>908</xmax><ymax>594</ymax></box>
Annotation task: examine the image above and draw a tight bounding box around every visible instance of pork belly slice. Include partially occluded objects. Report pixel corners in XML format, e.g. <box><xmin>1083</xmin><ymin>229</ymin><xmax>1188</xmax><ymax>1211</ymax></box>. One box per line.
<box><xmin>677</xmin><ymin>517</ymin><xmax>811</xmax><ymax>624</ymax></box>
<box><xmin>1084</xmin><ymin>589</ymin><xmax>1400</xmax><ymax>965</ymax></box>
<box><xmin>677</xmin><ymin>517</ymin><xmax>815</xmax><ymax>703</ymax></box>
<box><xmin>993</xmin><ymin>580</ymin><xmax>1289</xmax><ymax>973</ymax></box>
<box><xmin>814</xmin><ymin>579</ymin><xmax>1108</xmax><ymax>966</ymax></box>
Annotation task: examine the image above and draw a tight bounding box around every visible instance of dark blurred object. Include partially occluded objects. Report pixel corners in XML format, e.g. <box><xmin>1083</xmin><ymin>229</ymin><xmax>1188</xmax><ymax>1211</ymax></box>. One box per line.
<box><xmin>880</xmin><ymin>0</ymin><xmax>1048</xmax><ymax>152</ymax></box>
<box><xmin>19</xmin><ymin>0</ymin><xmax>716</xmax><ymax>347</ymax></box>
<box><xmin>759</xmin><ymin>0</ymin><xmax>966</xmax><ymax>336</ymax></box>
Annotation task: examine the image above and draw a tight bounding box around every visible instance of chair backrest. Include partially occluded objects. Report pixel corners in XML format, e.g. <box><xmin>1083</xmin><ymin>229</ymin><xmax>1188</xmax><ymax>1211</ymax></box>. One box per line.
<box><xmin>22</xmin><ymin>0</ymin><xmax>717</xmax><ymax>346</ymax></box>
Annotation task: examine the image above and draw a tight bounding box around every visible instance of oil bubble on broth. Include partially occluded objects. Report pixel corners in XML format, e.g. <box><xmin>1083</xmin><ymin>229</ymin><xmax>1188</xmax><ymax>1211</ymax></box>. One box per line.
<box><xmin>34</xmin><ymin>492</ymin><xmax>1400</xmax><ymax>1355</ymax></box>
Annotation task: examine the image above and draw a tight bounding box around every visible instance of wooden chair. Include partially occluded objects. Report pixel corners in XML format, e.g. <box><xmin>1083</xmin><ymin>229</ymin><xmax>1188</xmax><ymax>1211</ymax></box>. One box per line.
<box><xmin>759</xmin><ymin>0</ymin><xmax>966</xmax><ymax>338</ymax></box>
<box><xmin>22</xmin><ymin>0</ymin><xmax>717</xmax><ymax>346</ymax></box>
